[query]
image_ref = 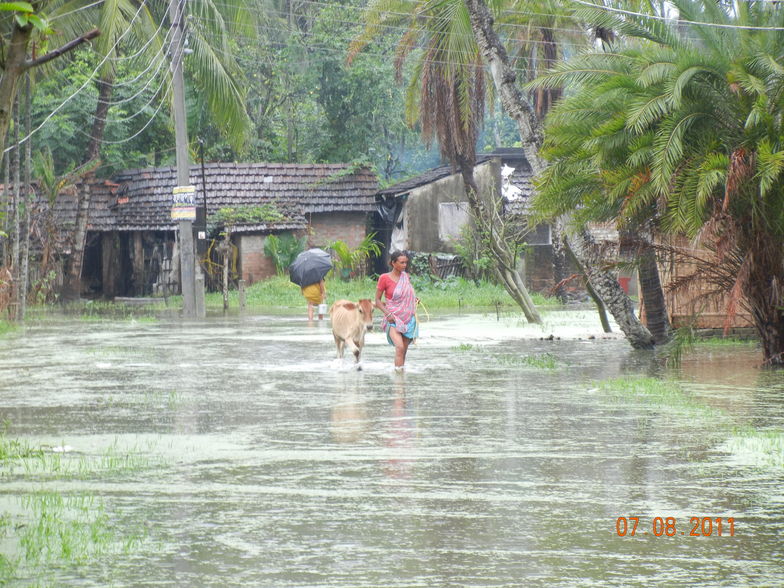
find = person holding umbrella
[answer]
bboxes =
[289,248,333,321]
[302,279,326,321]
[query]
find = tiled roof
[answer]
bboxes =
[75,162,378,232]
[496,152,535,216]
[375,151,534,215]
[377,156,494,197]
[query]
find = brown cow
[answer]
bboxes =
[329,298,374,366]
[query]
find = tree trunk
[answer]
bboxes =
[85,76,113,162]
[61,183,92,302]
[19,74,32,320]
[638,244,671,344]
[222,229,232,312]
[464,0,654,346]
[1,151,8,265]
[752,304,784,367]
[744,241,784,367]
[10,99,20,319]
[569,229,654,348]
[464,0,544,176]
[551,217,569,303]
[62,76,113,303]
[0,24,33,161]
[457,156,542,323]
[565,240,611,333]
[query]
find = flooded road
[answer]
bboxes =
[1,308,783,586]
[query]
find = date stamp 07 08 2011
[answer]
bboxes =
[616,517,736,537]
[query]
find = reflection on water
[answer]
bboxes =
[0,310,782,586]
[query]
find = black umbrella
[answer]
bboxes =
[289,248,333,287]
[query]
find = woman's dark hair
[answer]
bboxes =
[389,250,408,264]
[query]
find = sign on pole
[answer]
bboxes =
[171,185,197,220]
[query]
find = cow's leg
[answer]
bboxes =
[334,335,344,359]
[345,339,360,362]
[352,336,366,363]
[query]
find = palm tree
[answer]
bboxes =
[529,0,784,365]
[463,0,657,347]
[352,0,548,322]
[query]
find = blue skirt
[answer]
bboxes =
[385,316,419,345]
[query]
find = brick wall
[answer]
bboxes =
[525,245,555,293]
[237,213,370,285]
[238,234,277,284]
[309,212,368,249]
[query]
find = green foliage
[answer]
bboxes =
[32,49,173,176]
[329,233,382,279]
[451,223,494,282]
[531,0,784,362]
[213,205,287,227]
[263,233,306,275]
[1,2,50,33]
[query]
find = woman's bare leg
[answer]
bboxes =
[389,329,411,368]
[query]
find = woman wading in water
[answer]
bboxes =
[375,251,419,370]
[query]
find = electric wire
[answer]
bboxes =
[5,0,180,154]
[49,0,106,23]
[570,0,784,31]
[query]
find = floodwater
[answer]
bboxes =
[1,307,783,586]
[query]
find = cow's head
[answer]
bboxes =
[358,298,374,331]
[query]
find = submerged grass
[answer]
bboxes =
[26,300,164,322]
[9,440,158,480]
[597,376,783,469]
[694,337,758,347]
[497,352,560,370]
[0,320,16,337]
[449,345,561,370]
[1,431,156,585]
[723,429,784,468]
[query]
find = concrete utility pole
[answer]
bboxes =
[169,0,197,317]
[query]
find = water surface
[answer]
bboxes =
[1,309,782,586]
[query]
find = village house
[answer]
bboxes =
[54,162,378,298]
[372,150,555,291]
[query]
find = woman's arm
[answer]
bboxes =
[374,287,386,313]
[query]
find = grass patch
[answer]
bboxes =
[452,343,479,351]
[1,431,155,584]
[0,320,17,337]
[596,376,783,469]
[694,337,758,347]
[723,428,784,468]
[497,352,560,369]
[1,491,148,585]
[597,376,724,419]
[0,429,43,461]
[206,274,559,311]
[9,441,158,481]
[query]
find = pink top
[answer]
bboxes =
[376,273,399,300]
